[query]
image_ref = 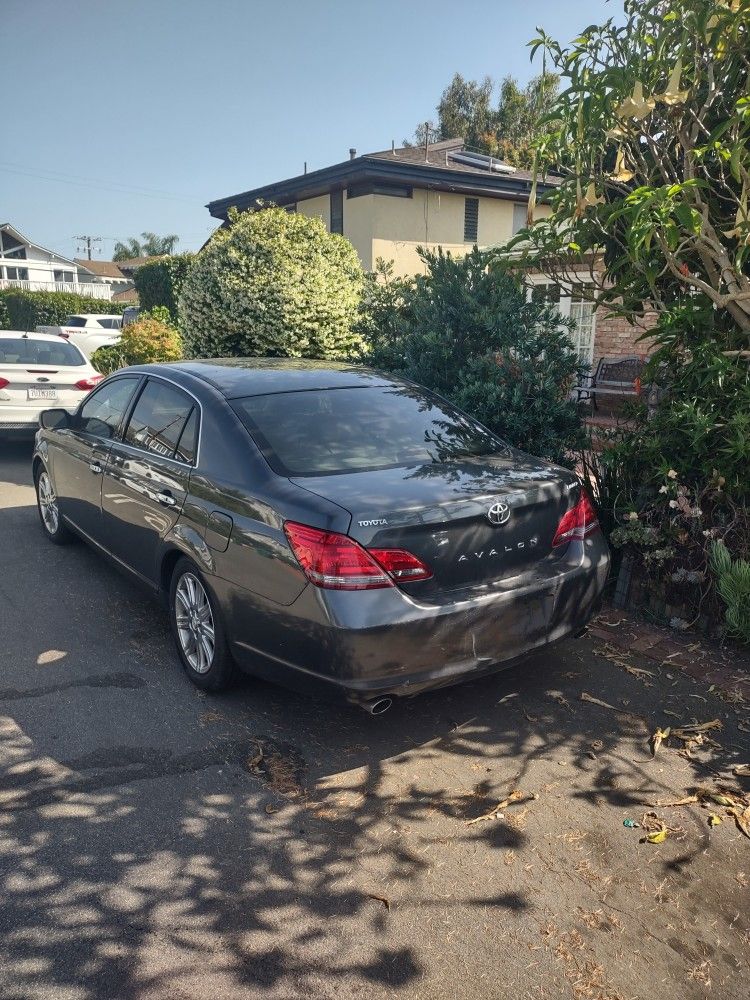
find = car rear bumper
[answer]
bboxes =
[224,534,610,703]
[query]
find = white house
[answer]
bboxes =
[0,223,112,300]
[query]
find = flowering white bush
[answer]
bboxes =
[179,206,364,359]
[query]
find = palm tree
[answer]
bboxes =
[113,232,179,261]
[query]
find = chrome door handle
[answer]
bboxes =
[89,461,103,475]
[157,491,177,507]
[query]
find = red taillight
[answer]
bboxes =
[0,378,9,390]
[58,332,70,339]
[283,521,432,590]
[552,492,600,547]
[74,376,104,391]
[368,547,433,582]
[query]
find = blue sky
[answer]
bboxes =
[4,0,614,260]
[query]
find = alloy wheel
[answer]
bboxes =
[174,572,216,674]
[38,471,59,535]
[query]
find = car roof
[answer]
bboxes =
[147,358,404,399]
[0,330,78,342]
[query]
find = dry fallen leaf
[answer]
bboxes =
[708,814,722,827]
[732,764,750,778]
[734,805,750,840]
[651,727,671,757]
[649,795,699,808]
[673,719,723,735]
[366,893,391,910]
[466,789,536,826]
[646,828,669,844]
[265,803,280,815]
[698,788,740,808]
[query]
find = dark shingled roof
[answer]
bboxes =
[207,139,559,221]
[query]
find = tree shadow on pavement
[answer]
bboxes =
[1,482,749,998]
[2,636,749,1000]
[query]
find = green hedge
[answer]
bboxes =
[134,255,194,321]
[0,289,126,331]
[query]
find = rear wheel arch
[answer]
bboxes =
[160,547,185,597]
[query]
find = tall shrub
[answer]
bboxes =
[178,207,364,359]
[0,290,125,330]
[360,248,585,466]
[134,255,194,321]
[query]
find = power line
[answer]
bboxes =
[0,162,199,205]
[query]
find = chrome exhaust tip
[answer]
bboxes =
[362,696,393,716]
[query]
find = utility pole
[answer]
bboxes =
[75,235,102,260]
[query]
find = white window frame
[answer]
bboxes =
[525,274,596,368]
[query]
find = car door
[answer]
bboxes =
[100,377,199,584]
[50,375,142,540]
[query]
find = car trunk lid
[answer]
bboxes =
[292,451,580,592]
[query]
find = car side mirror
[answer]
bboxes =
[40,408,72,430]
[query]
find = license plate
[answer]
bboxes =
[28,388,58,400]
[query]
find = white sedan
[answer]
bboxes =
[0,331,103,436]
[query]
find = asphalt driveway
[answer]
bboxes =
[1,439,749,1000]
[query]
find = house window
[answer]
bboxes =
[330,189,344,235]
[4,266,29,281]
[530,281,561,305]
[347,182,412,199]
[512,203,528,235]
[526,278,596,366]
[0,231,27,259]
[569,283,597,366]
[464,197,479,243]
[54,270,75,283]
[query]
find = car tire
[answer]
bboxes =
[169,557,236,691]
[34,465,72,545]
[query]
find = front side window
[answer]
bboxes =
[79,377,140,439]
[124,380,196,460]
[0,337,87,367]
[231,385,506,477]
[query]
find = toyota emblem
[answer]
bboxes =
[487,501,511,526]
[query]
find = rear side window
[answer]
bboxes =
[0,337,86,367]
[65,316,87,327]
[79,377,140,439]
[174,407,198,464]
[231,385,505,477]
[124,380,196,461]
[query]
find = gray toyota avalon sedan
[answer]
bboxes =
[33,359,609,713]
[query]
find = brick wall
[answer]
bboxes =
[592,309,656,363]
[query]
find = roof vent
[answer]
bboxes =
[349,148,357,160]
[449,150,517,175]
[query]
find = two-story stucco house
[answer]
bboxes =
[207,139,646,367]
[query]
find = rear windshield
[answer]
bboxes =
[0,338,86,367]
[231,385,506,476]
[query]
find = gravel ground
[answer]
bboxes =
[1,439,749,1000]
